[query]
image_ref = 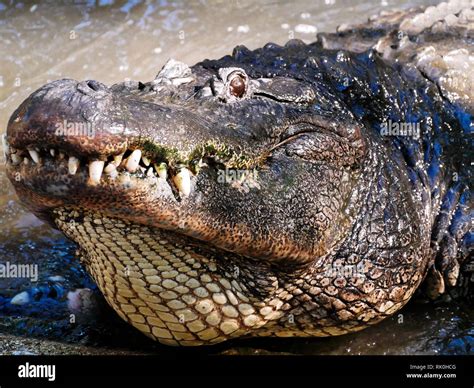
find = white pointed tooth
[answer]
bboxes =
[104,163,118,179]
[104,163,116,174]
[141,155,151,166]
[50,149,56,157]
[59,152,65,160]
[68,156,80,175]
[88,160,104,185]
[28,149,40,164]
[173,167,191,196]
[23,157,29,165]
[155,162,167,180]
[146,167,154,177]
[193,159,206,174]
[11,153,22,165]
[114,153,124,165]
[126,149,141,173]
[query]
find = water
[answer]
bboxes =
[0,0,472,355]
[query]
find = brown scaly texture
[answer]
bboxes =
[54,206,421,346]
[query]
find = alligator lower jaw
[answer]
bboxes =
[52,207,371,345]
[5,141,328,266]
[4,141,268,260]
[52,207,279,345]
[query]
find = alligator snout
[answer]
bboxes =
[6,79,129,159]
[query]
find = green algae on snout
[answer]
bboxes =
[140,141,181,164]
[140,139,260,172]
[188,140,265,170]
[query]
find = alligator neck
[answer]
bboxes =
[329,50,472,296]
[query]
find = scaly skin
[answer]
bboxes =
[4,1,473,345]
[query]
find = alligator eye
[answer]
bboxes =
[217,67,249,102]
[229,74,246,98]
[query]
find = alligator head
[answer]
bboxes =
[5,53,367,264]
[4,46,377,343]
[6,14,471,344]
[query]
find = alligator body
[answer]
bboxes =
[4,1,473,346]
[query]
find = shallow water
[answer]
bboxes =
[0,0,472,355]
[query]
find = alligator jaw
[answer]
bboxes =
[4,140,214,200]
[5,74,365,265]
[51,207,383,346]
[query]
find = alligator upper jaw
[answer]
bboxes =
[4,78,275,163]
[3,76,265,208]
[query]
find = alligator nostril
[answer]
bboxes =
[86,80,101,91]
[77,80,108,96]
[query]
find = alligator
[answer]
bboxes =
[4,1,473,346]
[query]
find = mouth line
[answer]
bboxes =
[5,143,195,200]
[3,135,268,201]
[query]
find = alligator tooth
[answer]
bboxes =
[173,167,191,196]
[193,159,206,175]
[59,152,65,160]
[50,149,56,157]
[104,163,116,174]
[141,155,151,166]
[88,160,104,185]
[146,167,154,177]
[28,149,40,164]
[155,162,167,180]
[126,149,141,173]
[23,157,29,165]
[11,153,22,165]
[104,163,118,179]
[68,156,80,175]
[114,153,124,165]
